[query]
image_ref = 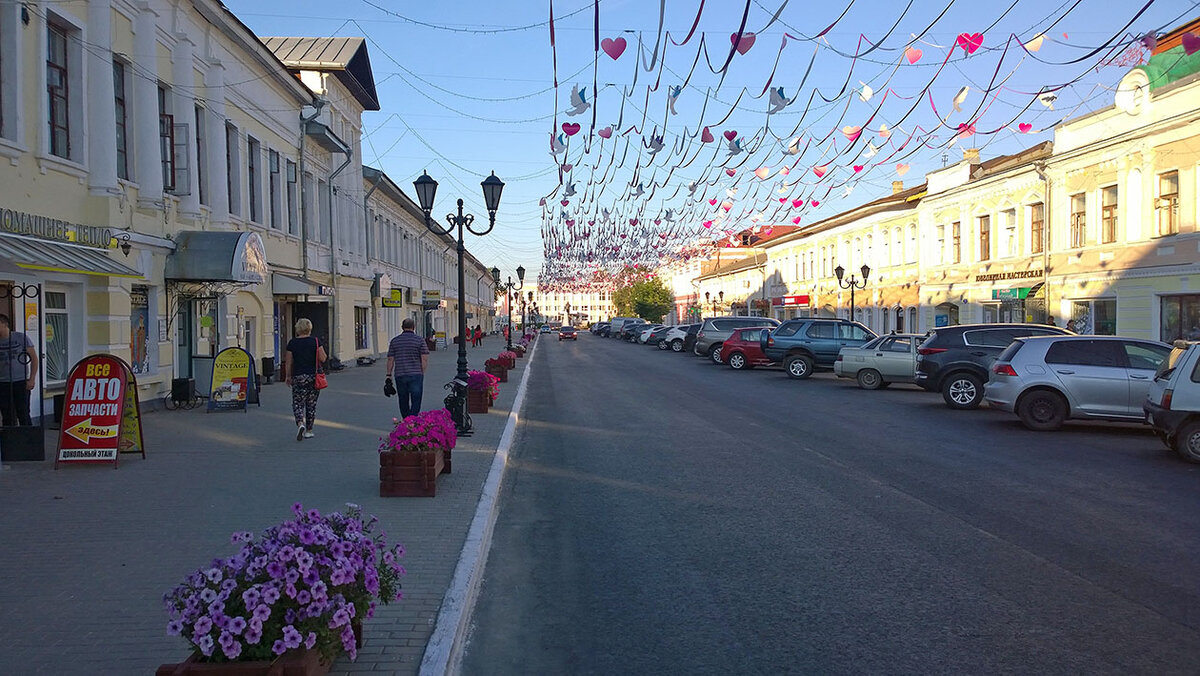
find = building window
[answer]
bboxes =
[0,5,13,140]
[1156,171,1179,236]
[46,23,71,159]
[935,225,945,264]
[44,290,69,383]
[906,224,917,263]
[1070,193,1086,248]
[1160,294,1200,342]
[195,105,207,205]
[952,222,961,264]
[977,215,990,261]
[130,285,151,374]
[1070,299,1116,335]
[1003,209,1017,257]
[286,159,298,235]
[1101,186,1118,244]
[354,307,369,350]
[113,61,129,180]
[892,228,902,265]
[268,150,280,229]
[247,137,261,223]
[1030,202,1045,254]
[225,123,240,215]
[158,86,177,192]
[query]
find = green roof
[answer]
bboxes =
[1135,45,1200,90]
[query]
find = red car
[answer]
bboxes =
[720,327,776,370]
[558,326,577,341]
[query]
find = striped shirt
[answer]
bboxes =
[388,331,428,376]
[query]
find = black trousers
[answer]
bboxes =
[0,380,32,426]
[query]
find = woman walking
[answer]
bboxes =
[285,318,326,441]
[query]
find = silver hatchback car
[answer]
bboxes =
[985,335,1171,431]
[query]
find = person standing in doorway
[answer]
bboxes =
[285,318,326,441]
[0,314,38,426]
[386,318,429,418]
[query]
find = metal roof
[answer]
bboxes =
[261,37,380,111]
[0,234,141,278]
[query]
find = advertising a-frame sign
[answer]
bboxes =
[55,354,145,469]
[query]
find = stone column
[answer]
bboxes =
[205,60,229,224]
[133,2,163,207]
[173,34,200,216]
[87,0,119,194]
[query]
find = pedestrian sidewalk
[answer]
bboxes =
[0,334,534,675]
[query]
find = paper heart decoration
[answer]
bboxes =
[629,218,638,225]
[755,167,771,179]
[904,46,922,64]
[654,219,661,225]
[601,37,627,60]
[792,198,804,208]
[792,216,802,224]
[878,124,891,139]
[896,163,910,176]
[721,201,733,212]
[561,122,580,136]
[724,130,738,141]
[539,198,546,206]
[725,168,736,177]
[561,163,572,172]
[778,167,789,176]
[701,127,714,143]
[956,32,983,54]
[561,199,569,206]
[1183,32,1200,55]
[842,126,862,143]
[566,219,575,226]
[957,123,976,138]
[702,220,713,228]
[810,200,820,207]
[1026,33,1045,51]
[853,165,864,173]
[709,198,718,206]
[588,220,595,225]
[597,126,613,139]
[730,32,756,55]
[779,198,787,204]
[620,234,627,239]
[1018,122,1033,134]
[813,165,829,178]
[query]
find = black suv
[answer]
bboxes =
[914,323,1072,409]
[760,318,877,378]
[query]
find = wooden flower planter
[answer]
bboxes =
[156,648,331,676]
[485,364,508,382]
[502,356,516,369]
[379,449,445,498]
[467,389,490,414]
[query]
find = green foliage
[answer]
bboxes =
[612,272,673,322]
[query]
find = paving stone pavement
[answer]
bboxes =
[0,334,533,675]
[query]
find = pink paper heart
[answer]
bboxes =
[722,201,733,212]
[566,219,575,226]
[701,127,714,143]
[957,123,976,138]
[703,220,713,228]
[730,32,756,55]
[561,163,572,172]
[905,46,922,64]
[810,199,820,207]
[724,130,738,141]
[778,167,789,176]
[841,126,862,143]
[588,220,595,225]
[561,200,569,206]
[601,36,627,60]
[1018,122,1033,133]
[813,165,828,178]
[779,198,787,204]
[561,122,580,136]
[956,32,983,54]
[597,126,613,139]
[755,167,771,179]
[792,199,804,208]
[709,198,718,206]
[853,165,864,173]
[725,168,736,177]
[539,198,546,206]
[654,219,661,225]
[629,218,638,225]
[620,234,627,239]
[1182,32,1200,55]
[896,163,910,176]
[792,216,802,224]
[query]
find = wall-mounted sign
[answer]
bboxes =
[318,285,336,296]
[975,269,1043,283]
[992,288,1032,300]
[381,288,405,308]
[55,354,145,468]
[0,207,115,249]
[773,295,811,307]
[422,290,441,310]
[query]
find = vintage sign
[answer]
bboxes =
[208,347,253,412]
[55,354,145,468]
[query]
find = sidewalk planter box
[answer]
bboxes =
[485,364,508,382]
[467,389,490,414]
[156,648,332,676]
[379,449,444,498]
[502,356,516,369]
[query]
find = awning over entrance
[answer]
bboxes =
[272,273,320,296]
[165,231,268,284]
[0,233,140,278]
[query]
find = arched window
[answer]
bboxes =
[881,236,889,267]
[907,224,918,263]
[893,228,903,266]
[908,306,918,332]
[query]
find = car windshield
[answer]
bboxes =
[860,336,884,350]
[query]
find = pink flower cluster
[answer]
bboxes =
[163,503,404,663]
[466,370,500,398]
[498,350,517,360]
[378,408,457,453]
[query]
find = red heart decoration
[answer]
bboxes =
[1018,123,1033,134]
[629,218,638,225]
[956,32,983,54]
[702,220,713,228]
[601,37,627,60]
[701,127,714,143]
[779,198,787,204]
[561,122,580,136]
[792,199,804,208]
[730,32,756,55]
[853,165,864,173]
[538,198,546,206]
[957,123,976,138]
[723,130,738,141]
[654,219,661,225]
[810,200,820,207]
[597,127,612,139]
[561,200,569,206]
[561,163,572,172]
[588,220,595,225]
[792,216,802,224]
[905,46,922,64]
[709,198,718,206]
[813,165,828,178]
[725,168,736,177]
[1182,32,1200,55]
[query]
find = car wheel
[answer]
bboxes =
[657,339,670,350]
[1016,390,1068,431]
[856,368,883,390]
[728,352,747,370]
[1176,421,1200,463]
[785,354,814,379]
[671,339,684,352]
[942,373,983,409]
[710,344,724,364]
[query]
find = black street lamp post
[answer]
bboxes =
[835,264,871,321]
[491,266,525,351]
[413,170,505,432]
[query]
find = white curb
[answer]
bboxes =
[419,337,538,676]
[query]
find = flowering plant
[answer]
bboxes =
[163,503,404,664]
[466,370,500,398]
[484,357,505,369]
[512,344,527,355]
[498,350,517,360]
[378,409,457,453]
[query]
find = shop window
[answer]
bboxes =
[46,22,72,159]
[1160,295,1200,342]
[1070,193,1086,248]
[1101,186,1118,244]
[44,291,69,383]
[195,105,207,205]
[130,286,150,374]
[354,307,369,350]
[247,136,261,223]
[1029,202,1045,254]
[113,61,128,180]
[977,215,991,261]
[1070,299,1115,335]
[952,222,961,264]
[1156,171,1179,236]
[935,302,960,327]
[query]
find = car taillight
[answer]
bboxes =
[835,354,842,362]
[992,363,1017,377]
[767,336,774,346]
[697,331,705,338]
[917,347,947,356]
[1162,389,1173,410]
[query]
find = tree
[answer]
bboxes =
[612,275,673,322]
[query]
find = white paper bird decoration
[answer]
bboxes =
[1038,91,1057,110]
[858,81,874,103]
[726,137,745,157]
[668,85,682,116]
[646,134,665,158]
[953,86,969,113]
[550,133,567,155]
[768,87,792,114]
[563,181,576,197]
[567,84,590,116]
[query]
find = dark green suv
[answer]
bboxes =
[760,318,877,379]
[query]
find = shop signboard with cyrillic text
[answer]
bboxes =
[55,354,145,468]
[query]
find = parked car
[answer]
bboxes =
[681,324,702,354]
[662,324,699,353]
[646,325,674,347]
[619,321,648,342]
[834,333,923,389]
[596,322,612,337]
[558,326,578,341]
[695,317,781,364]
[760,318,876,378]
[914,323,1072,409]
[1144,341,1200,462]
[609,317,640,338]
[658,325,686,350]
[720,327,776,370]
[591,322,609,335]
[984,335,1170,430]
[637,324,665,344]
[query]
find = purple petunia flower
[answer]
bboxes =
[272,639,287,656]
[227,616,247,634]
[205,568,223,583]
[282,625,302,649]
[197,634,215,657]
[192,615,213,635]
[305,631,317,650]
[252,604,271,622]
[244,625,262,645]
[166,619,183,636]
[266,561,285,579]
[262,587,280,605]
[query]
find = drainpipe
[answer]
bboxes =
[1034,161,1052,323]
[298,100,325,278]
[364,172,384,355]
[327,147,353,359]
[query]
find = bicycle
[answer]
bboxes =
[163,386,205,410]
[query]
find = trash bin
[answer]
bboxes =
[171,377,195,403]
[261,357,276,384]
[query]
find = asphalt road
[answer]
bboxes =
[462,332,1200,675]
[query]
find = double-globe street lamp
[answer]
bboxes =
[412,170,505,432]
[705,290,724,315]
[491,266,525,351]
[834,264,871,322]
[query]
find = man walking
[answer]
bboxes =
[386,318,429,418]
[0,313,38,426]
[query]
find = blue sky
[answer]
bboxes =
[224,0,1197,284]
